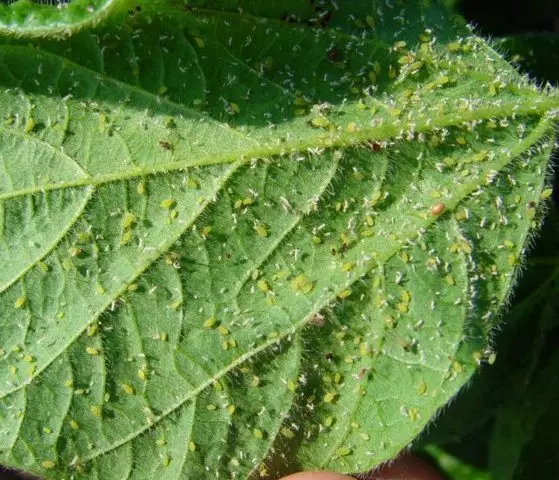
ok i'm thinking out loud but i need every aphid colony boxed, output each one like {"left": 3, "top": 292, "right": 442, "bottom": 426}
{"left": 0, "top": 0, "right": 556, "bottom": 476}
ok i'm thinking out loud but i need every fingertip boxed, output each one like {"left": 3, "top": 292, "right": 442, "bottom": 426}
{"left": 280, "top": 472, "right": 354, "bottom": 480}
{"left": 363, "top": 453, "right": 446, "bottom": 480}
{"left": 277, "top": 453, "right": 445, "bottom": 480}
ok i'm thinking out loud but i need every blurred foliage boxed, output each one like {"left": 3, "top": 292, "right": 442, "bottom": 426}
{"left": 424, "top": 445, "right": 492, "bottom": 480}
{"left": 460, "top": 0, "right": 558, "bottom": 36}
{"left": 498, "top": 34, "right": 559, "bottom": 85}
{"left": 490, "top": 349, "right": 559, "bottom": 479}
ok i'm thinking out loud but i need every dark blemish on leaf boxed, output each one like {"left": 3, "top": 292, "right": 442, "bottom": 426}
{"left": 326, "top": 47, "right": 343, "bottom": 63}
{"left": 325, "top": 352, "right": 333, "bottom": 361}
{"left": 159, "top": 140, "right": 173, "bottom": 150}
{"left": 401, "top": 339, "right": 418, "bottom": 354}
{"left": 310, "top": 313, "right": 325, "bottom": 327}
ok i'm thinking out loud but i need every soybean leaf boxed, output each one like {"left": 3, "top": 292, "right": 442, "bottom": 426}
{"left": 417, "top": 206, "right": 559, "bottom": 446}
{"left": 489, "top": 346, "right": 559, "bottom": 480}
{"left": 0, "top": 1, "right": 557, "bottom": 479}
{"left": 486, "top": 208, "right": 559, "bottom": 480}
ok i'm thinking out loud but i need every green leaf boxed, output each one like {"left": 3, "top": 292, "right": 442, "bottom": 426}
{"left": 489, "top": 347, "right": 559, "bottom": 480}
{"left": 0, "top": 0, "right": 127, "bottom": 38}
{"left": 417, "top": 206, "right": 559, "bottom": 446}
{"left": 424, "top": 444, "right": 493, "bottom": 480}
{"left": 0, "top": 1, "right": 557, "bottom": 478}
{"left": 418, "top": 206, "right": 559, "bottom": 479}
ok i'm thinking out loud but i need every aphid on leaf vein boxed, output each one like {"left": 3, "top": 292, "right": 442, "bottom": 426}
{"left": 366, "top": 141, "right": 382, "bottom": 152}
{"left": 158, "top": 140, "right": 173, "bottom": 150}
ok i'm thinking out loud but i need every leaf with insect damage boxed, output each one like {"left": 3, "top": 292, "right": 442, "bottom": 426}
{"left": 0, "top": 0, "right": 557, "bottom": 478}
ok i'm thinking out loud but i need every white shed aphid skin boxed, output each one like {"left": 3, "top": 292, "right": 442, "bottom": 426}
{"left": 279, "top": 196, "right": 292, "bottom": 212}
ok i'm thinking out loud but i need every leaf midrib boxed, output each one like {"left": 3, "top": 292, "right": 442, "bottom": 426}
{"left": 76, "top": 116, "right": 555, "bottom": 464}
{"left": 1, "top": 95, "right": 557, "bottom": 201}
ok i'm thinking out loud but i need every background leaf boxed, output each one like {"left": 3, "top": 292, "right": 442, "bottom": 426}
{"left": 424, "top": 444, "right": 493, "bottom": 480}
{"left": 459, "top": 0, "right": 559, "bottom": 36}
{"left": 489, "top": 346, "right": 559, "bottom": 480}
{"left": 0, "top": 1, "right": 557, "bottom": 478}
{"left": 497, "top": 34, "right": 559, "bottom": 85}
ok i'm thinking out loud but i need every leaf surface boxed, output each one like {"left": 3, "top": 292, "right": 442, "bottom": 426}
{"left": 418, "top": 206, "right": 559, "bottom": 446}
{"left": 0, "top": 1, "right": 557, "bottom": 478}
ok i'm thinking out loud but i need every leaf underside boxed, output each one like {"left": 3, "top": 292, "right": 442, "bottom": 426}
{"left": 0, "top": 1, "right": 557, "bottom": 479}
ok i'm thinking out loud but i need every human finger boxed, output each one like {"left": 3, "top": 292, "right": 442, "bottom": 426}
{"left": 279, "top": 453, "right": 445, "bottom": 480}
